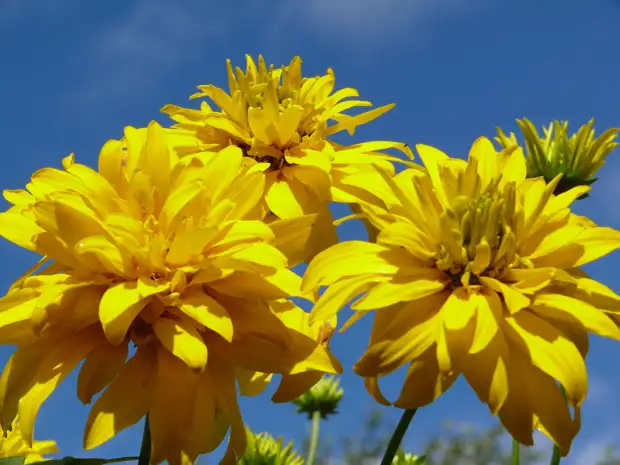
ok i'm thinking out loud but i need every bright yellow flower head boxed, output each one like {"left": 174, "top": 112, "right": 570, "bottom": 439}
{"left": 162, "top": 55, "right": 414, "bottom": 261}
{"left": 303, "top": 137, "right": 620, "bottom": 454}
{"left": 0, "top": 419, "right": 57, "bottom": 463}
{"left": 0, "top": 122, "right": 340, "bottom": 465}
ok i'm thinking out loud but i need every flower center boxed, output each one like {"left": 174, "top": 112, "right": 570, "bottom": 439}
{"left": 436, "top": 180, "right": 519, "bottom": 288}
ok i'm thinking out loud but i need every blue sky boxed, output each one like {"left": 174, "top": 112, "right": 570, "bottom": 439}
{"left": 1, "top": 0, "right": 620, "bottom": 463}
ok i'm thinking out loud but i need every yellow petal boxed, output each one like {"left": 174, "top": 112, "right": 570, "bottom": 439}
{"left": 268, "top": 214, "right": 318, "bottom": 267}
{"left": 18, "top": 326, "right": 100, "bottom": 445}
{"left": 177, "top": 289, "right": 233, "bottom": 342}
{"left": 310, "top": 275, "right": 384, "bottom": 324}
{"left": 415, "top": 144, "right": 450, "bottom": 206}
{"left": 352, "top": 269, "right": 447, "bottom": 310}
{"left": 271, "top": 371, "right": 323, "bottom": 403}
{"left": 436, "top": 288, "right": 477, "bottom": 372}
{"left": 153, "top": 317, "right": 208, "bottom": 371}
{"left": 99, "top": 280, "right": 153, "bottom": 345}
{"left": 209, "top": 269, "right": 302, "bottom": 299}
{"left": 531, "top": 293, "right": 620, "bottom": 339}
{"left": 469, "top": 137, "right": 498, "bottom": 186}
{"left": 354, "top": 296, "right": 445, "bottom": 377}
{"left": 0, "top": 212, "right": 44, "bottom": 251}
{"left": 303, "top": 205, "right": 338, "bottom": 263}
{"left": 504, "top": 310, "right": 587, "bottom": 405}
{"left": 77, "top": 342, "right": 129, "bottom": 404}
{"left": 394, "top": 348, "right": 458, "bottom": 409}
{"left": 461, "top": 332, "right": 509, "bottom": 414}
{"left": 265, "top": 174, "right": 317, "bottom": 219}
{"left": 303, "top": 241, "right": 411, "bottom": 291}
{"left": 287, "top": 165, "right": 332, "bottom": 202}
{"left": 480, "top": 277, "right": 530, "bottom": 314}
{"left": 149, "top": 347, "right": 199, "bottom": 465}
{"left": 159, "top": 181, "right": 204, "bottom": 234}
{"left": 84, "top": 346, "right": 156, "bottom": 449}
{"left": 364, "top": 376, "right": 392, "bottom": 406}
{"left": 470, "top": 288, "right": 501, "bottom": 353}
{"left": 237, "top": 369, "right": 273, "bottom": 397}
{"left": 0, "top": 288, "right": 39, "bottom": 345}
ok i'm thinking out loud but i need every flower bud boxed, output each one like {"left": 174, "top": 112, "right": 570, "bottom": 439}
{"left": 292, "top": 376, "right": 344, "bottom": 420}
{"left": 496, "top": 118, "right": 619, "bottom": 196}
{"left": 238, "top": 428, "right": 304, "bottom": 465}
{"left": 392, "top": 450, "right": 427, "bottom": 465}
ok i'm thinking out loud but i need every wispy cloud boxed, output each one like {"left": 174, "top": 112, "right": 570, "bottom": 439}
{"left": 70, "top": 0, "right": 226, "bottom": 105}
{"left": 281, "top": 0, "right": 489, "bottom": 43}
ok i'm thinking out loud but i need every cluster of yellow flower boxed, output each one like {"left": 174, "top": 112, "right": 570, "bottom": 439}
{"left": 0, "top": 55, "right": 619, "bottom": 465}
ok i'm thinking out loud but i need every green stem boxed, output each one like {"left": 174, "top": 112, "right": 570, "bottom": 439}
{"left": 550, "top": 445, "right": 561, "bottom": 465}
{"left": 512, "top": 439, "right": 520, "bottom": 465}
{"left": 380, "top": 409, "right": 418, "bottom": 465}
{"left": 138, "top": 416, "right": 151, "bottom": 465}
{"left": 103, "top": 458, "right": 140, "bottom": 464}
{"left": 307, "top": 411, "right": 321, "bottom": 465}
{"left": 550, "top": 385, "right": 567, "bottom": 465}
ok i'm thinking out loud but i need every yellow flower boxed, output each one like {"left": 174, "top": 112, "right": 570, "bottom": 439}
{"left": 303, "top": 137, "right": 620, "bottom": 454}
{"left": 0, "top": 419, "right": 57, "bottom": 463}
{"left": 162, "top": 55, "right": 414, "bottom": 261}
{"left": 0, "top": 122, "right": 340, "bottom": 465}
{"left": 496, "top": 118, "right": 619, "bottom": 196}
{"left": 234, "top": 300, "right": 342, "bottom": 404}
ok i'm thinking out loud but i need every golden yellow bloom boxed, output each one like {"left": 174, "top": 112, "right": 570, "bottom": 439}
{"left": 496, "top": 118, "right": 619, "bottom": 195}
{"left": 303, "top": 137, "right": 620, "bottom": 454}
{"left": 162, "top": 55, "right": 414, "bottom": 261}
{"left": 0, "top": 122, "right": 340, "bottom": 465}
{"left": 0, "top": 419, "right": 57, "bottom": 463}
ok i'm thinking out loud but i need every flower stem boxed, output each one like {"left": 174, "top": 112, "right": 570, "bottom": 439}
{"left": 138, "top": 416, "right": 151, "bottom": 465}
{"left": 550, "top": 385, "right": 567, "bottom": 465}
{"left": 512, "top": 439, "right": 520, "bottom": 465}
{"left": 380, "top": 409, "right": 418, "bottom": 465}
{"left": 550, "top": 445, "right": 561, "bottom": 465}
{"left": 307, "top": 411, "right": 321, "bottom": 465}
{"left": 103, "top": 458, "right": 140, "bottom": 464}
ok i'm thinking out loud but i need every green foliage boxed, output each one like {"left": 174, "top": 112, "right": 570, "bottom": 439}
{"left": 0, "top": 459, "right": 138, "bottom": 465}
{"left": 239, "top": 428, "right": 304, "bottom": 465}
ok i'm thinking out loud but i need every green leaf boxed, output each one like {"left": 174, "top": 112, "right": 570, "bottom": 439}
{"left": 0, "top": 457, "right": 26, "bottom": 465}
{"left": 24, "top": 457, "right": 139, "bottom": 465}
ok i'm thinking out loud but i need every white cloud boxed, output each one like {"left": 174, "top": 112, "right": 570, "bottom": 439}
{"left": 71, "top": 0, "right": 226, "bottom": 105}
{"left": 281, "top": 0, "right": 489, "bottom": 43}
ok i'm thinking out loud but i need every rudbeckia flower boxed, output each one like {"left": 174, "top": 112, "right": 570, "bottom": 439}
{"left": 0, "top": 122, "right": 340, "bottom": 465}
{"left": 0, "top": 419, "right": 57, "bottom": 463}
{"left": 162, "top": 55, "right": 414, "bottom": 261}
{"left": 303, "top": 137, "right": 620, "bottom": 454}
{"left": 496, "top": 118, "right": 619, "bottom": 196}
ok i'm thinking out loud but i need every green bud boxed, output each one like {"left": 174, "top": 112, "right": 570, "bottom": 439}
{"left": 292, "top": 376, "right": 344, "bottom": 420}
{"left": 238, "top": 428, "right": 304, "bottom": 465}
{"left": 496, "top": 118, "right": 619, "bottom": 197}
{"left": 392, "top": 449, "right": 427, "bottom": 465}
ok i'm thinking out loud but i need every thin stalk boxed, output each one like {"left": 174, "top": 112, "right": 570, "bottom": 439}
{"left": 512, "top": 439, "right": 520, "bottom": 465}
{"left": 103, "top": 458, "right": 140, "bottom": 464}
{"left": 307, "top": 411, "right": 321, "bottom": 465}
{"left": 138, "top": 416, "right": 151, "bottom": 465}
{"left": 550, "top": 385, "right": 567, "bottom": 465}
{"left": 380, "top": 409, "right": 418, "bottom": 465}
